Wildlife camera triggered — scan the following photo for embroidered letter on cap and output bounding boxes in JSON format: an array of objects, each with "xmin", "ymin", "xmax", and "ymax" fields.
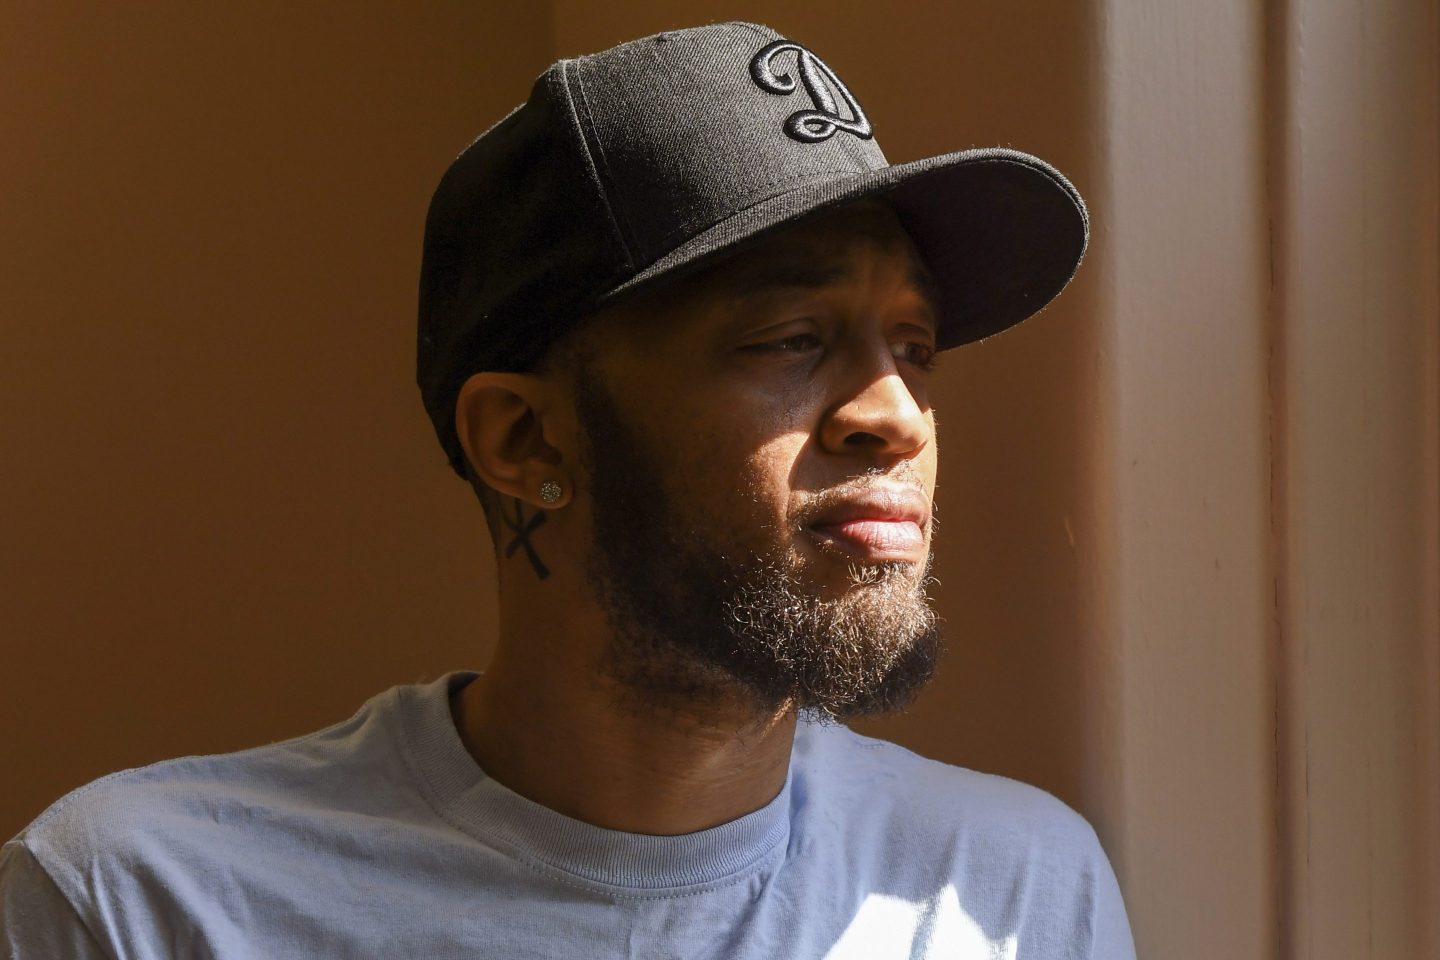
[{"xmin": 750, "ymin": 40, "xmax": 874, "ymax": 144}]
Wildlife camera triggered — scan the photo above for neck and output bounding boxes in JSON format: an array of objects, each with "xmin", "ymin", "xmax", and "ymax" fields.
[{"xmin": 451, "ymin": 611, "xmax": 796, "ymax": 836}]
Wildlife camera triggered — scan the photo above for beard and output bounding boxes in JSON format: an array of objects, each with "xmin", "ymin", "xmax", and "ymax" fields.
[{"xmin": 573, "ymin": 364, "xmax": 943, "ymax": 723}]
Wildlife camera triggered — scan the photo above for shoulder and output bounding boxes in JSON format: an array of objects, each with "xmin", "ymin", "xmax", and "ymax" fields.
[
  {"xmin": 795, "ymin": 717, "xmax": 1101, "ymax": 852},
  {"xmin": 12, "ymin": 685, "xmax": 407, "ymax": 919},
  {"xmin": 4, "ymin": 674, "xmax": 481, "ymax": 954},
  {"xmin": 25, "ymin": 698, "xmax": 362, "ymax": 837},
  {"xmin": 789, "ymin": 719, "xmax": 1111, "ymax": 903},
  {"xmin": 0, "ymin": 840, "xmax": 112, "ymax": 959},
  {"xmin": 792, "ymin": 720, "xmax": 1135, "ymax": 957}
]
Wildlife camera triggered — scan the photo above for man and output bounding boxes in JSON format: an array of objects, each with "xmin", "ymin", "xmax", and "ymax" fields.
[{"xmin": 1, "ymin": 22, "xmax": 1134, "ymax": 959}]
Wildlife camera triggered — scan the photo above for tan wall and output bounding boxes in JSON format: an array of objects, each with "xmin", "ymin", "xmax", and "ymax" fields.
[
  {"xmin": 0, "ymin": 2, "xmax": 540, "ymax": 829},
  {"xmin": 1271, "ymin": 0, "xmax": 1440, "ymax": 954},
  {"xmin": 3, "ymin": 4, "xmax": 1436, "ymax": 958},
  {"xmin": 1093, "ymin": 0, "xmax": 1440, "ymax": 955},
  {"xmin": 1093, "ymin": 1, "xmax": 1277, "ymax": 954}
]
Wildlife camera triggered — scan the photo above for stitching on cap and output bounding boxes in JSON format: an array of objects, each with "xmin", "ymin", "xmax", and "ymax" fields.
[
  {"xmin": 560, "ymin": 60, "xmax": 636, "ymax": 269},
  {"xmin": 734, "ymin": 21, "xmax": 778, "ymax": 43}
]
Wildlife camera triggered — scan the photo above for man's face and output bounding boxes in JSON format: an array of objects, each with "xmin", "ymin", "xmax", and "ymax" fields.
[{"xmin": 571, "ymin": 201, "xmax": 943, "ymax": 721}]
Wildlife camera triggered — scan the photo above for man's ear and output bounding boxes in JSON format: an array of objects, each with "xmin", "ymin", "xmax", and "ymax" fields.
[{"xmin": 454, "ymin": 372, "xmax": 572, "ymax": 509}]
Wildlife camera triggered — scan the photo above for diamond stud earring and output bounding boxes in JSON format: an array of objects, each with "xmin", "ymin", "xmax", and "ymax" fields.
[{"xmin": 539, "ymin": 480, "xmax": 563, "ymax": 504}]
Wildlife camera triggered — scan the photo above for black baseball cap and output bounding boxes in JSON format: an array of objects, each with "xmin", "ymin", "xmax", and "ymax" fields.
[{"xmin": 418, "ymin": 21, "xmax": 1088, "ymax": 477}]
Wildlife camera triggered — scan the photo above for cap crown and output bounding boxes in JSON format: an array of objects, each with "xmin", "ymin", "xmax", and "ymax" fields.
[
  {"xmin": 417, "ymin": 22, "xmax": 887, "ymax": 473},
  {"xmin": 571, "ymin": 22, "xmax": 886, "ymax": 264}
]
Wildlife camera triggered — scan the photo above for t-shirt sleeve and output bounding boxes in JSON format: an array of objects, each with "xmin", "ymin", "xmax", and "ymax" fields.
[
  {"xmin": 1088, "ymin": 836, "xmax": 1137, "ymax": 960},
  {"xmin": 0, "ymin": 840, "xmax": 112, "ymax": 960}
]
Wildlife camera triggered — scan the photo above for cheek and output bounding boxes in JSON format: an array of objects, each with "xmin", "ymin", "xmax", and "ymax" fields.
[
  {"xmin": 639, "ymin": 366, "xmax": 822, "ymax": 530},
  {"xmin": 737, "ymin": 433, "xmax": 811, "ymax": 526},
  {"xmin": 669, "ymin": 424, "xmax": 808, "ymax": 537}
]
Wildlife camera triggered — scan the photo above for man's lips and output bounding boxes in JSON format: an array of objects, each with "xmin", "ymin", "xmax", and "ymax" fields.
[
  {"xmin": 805, "ymin": 486, "xmax": 931, "ymax": 560},
  {"xmin": 811, "ymin": 518, "xmax": 926, "ymax": 554}
]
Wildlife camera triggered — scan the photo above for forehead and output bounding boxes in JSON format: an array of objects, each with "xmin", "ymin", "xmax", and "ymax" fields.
[{"xmin": 688, "ymin": 200, "xmax": 936, "ymax": 304}]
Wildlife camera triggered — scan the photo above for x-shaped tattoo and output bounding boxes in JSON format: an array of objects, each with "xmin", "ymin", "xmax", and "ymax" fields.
[{"xmin": 502, "ymin": 499, "xmax": 549, "ymax": 580}]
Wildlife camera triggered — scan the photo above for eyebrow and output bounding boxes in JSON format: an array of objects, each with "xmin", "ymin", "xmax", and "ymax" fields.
[{"xmin": 722, "ymin": 255, "xmax": 850, "ymax": 300}]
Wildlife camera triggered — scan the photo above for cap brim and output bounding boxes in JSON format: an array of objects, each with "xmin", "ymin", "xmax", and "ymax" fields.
[{"xmin": 600, "ymin": 146, "xmax": 1088, "ymax": 351}]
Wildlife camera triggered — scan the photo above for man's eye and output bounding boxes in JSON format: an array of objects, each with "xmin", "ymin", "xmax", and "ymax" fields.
[
  {"xmin": 753, "ymin": 333, "xmax": 823, "ymax": 353},
  {"xmin": 744, "ymin": 333, "xmax": 937, "ymax": 370},
  {"xmin": 894, "ymin": 340, "xmax": 939, "ymax": 371}
]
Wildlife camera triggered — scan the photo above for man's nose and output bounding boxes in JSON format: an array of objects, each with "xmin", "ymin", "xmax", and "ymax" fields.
[{"xmin": 820, "ymin": 358, "xmax": 930, "ymax": 459}]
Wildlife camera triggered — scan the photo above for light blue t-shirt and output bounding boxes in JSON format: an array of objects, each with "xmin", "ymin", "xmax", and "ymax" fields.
[{"xmin": 1, "ymin": 673, "xmax": 1135, "ymax": 958}]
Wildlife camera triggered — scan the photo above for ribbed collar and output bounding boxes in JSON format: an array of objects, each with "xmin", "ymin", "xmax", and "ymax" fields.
[{"xmin": 393, "ymin": 672, "xmax": 793, "ymax": 894}]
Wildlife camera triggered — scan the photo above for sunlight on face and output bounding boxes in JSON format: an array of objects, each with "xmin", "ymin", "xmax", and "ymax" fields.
[
  {"xmin": 596, "ymin": 199, "xmax": 939, "ymax": 583},
  {"xmin": 572, "ymin": 201, "xmax": 947, "ymax": 719}
]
